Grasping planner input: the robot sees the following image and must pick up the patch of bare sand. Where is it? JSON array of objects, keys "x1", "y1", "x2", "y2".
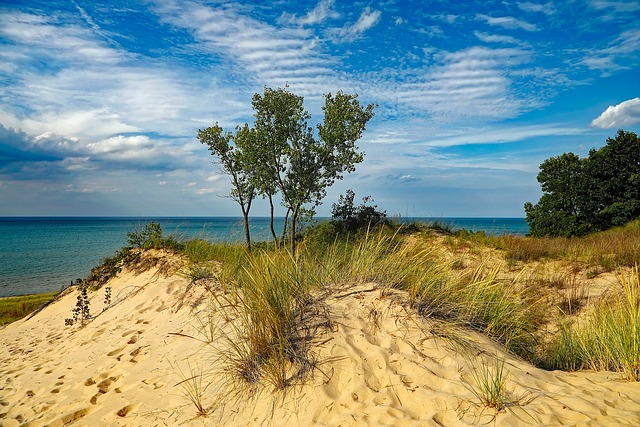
[{"x1": 1, "y1": 252, "x2": 639, "y2": 426}]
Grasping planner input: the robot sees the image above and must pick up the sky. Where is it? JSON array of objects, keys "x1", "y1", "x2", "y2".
[{"x1": 1, "y1": 0, "x2": 639, "y2": 218}]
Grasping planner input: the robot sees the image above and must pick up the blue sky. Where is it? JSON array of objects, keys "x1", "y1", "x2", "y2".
[{"x1": 1, "y1": 0, "x2": 639, "y2": 217}]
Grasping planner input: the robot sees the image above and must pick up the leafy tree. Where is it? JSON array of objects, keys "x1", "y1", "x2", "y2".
[
  {"x1": 525, "y1": 130, "x2": 640, "y2": 237},
  {"x1": 581, "y1": 130, "x2": 640, "y2": 229},
  {"x1": 198, "y1": 123, "x2": 256, "y2": 248},
  {"x1": 251, "y1": 87, "x2": 376, "y2": 250}
]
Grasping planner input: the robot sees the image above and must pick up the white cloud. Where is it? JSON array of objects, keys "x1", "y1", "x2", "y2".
[
  {"x1": 474, "y1": 31, "x2": 522, "y2": 44},
  {"x1": 384, "y1": 46, "x2": 533, "y2": 120},
  {"x1": 590, "y1": 1, "x2": 640, "y2": 13},
  {"x1": 591, "y1": 98, "x2": 640, "y2": 128},
  {"x1": 152, "y1": 0, "x2": 344, "y2": 98},
  {"x1": 477, "y1": 14, "x2": 539, "y2": 32},
  {"x1": 337, "y1": 7, "x2": 381, "y2": 41},
  {"x1": 517, "y1": 2, "x2": 555, "y2": 15},
  {"x1": 289, "y1": 0, "x2": 340, "y2": 26},
  {"x1": 394, "y1": 16, "x2": 407, "y2": 26},
  {"x1": 582, "y1": 29, "x2": 640, "y2": 75},
  {"x1": 418, "y1": 124, "x2": 589, "y2": 147}
]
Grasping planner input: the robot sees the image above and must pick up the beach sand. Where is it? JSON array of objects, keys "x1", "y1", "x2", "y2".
[{"x1": 1, "y1": 250, "x2": 639, "y2": 426}]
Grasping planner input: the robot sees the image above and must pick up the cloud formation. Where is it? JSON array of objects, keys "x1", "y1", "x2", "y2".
[{"x1": 591, "y1": 98, "x2": 640, "y2": 128}]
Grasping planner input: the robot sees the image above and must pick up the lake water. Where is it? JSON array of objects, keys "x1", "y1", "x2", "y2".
[{"x1": 0, "y1": 217, "x2": 527, "y2": 297}]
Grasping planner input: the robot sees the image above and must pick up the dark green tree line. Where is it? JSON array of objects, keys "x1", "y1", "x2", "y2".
[{"x1": 525, "y1": 130, "x2": 640, "y2": 237}]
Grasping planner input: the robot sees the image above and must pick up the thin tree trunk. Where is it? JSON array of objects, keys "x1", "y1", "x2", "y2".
[
  {"x1": 281, "y1": 208, "x2": 290, "y2": 246},
  {"x1": 268, "y1": 194, "x2": 278, "y2": 245},
  {"x1": 290, "y1": 207, "x2": 298, "y2": 252},
  {"x1": 243, "y1": 211, "x2": 251, "y2": 250}
]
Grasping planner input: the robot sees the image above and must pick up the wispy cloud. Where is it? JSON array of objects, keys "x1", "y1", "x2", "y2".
[
  {"x1": 517, "y1": 2, "x2": 555, "y2": 15},
  {"x1": 591, "y1": 97, "x2": 640, "y2": 128},
  {"x1": 151, "y1": 0, "x2": 343, "y2": 97},
  {"x1": 582, "y1": 28, "x2": 640, "y2": 75},
  {"x1": 418, "y1": 124, "x2": 589, "y2": 147},
  {"x1": 335, "y1": 7, "x2": 381, "y2": 41},
  {"x1": 477, "y1": 14, "x2": 539, "y2": 32},
  {"x1": 474, "y1": 31, "x2": 522, "y2": 45},
  {"x1": 383, "y1": 46, "x2": 534, "y2": 120},
  {"x1": 284, "y1": 0, "x2": 340, "y2": 26},
  {"x1": 590, "y1": 1, "x2": 640, "y2": 14}
]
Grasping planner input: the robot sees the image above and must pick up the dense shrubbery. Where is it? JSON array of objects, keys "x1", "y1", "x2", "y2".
[
  {"x1": 525, "y1": 130, "x2": 640, "y2": 237},
  {"x1": 330, "y1": 189, "x2": 388, "y2": 233}
]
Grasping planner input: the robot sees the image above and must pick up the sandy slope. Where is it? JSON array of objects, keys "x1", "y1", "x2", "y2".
[{"x1": 1, "y1": 251, "x2": 639, "y2": 426}]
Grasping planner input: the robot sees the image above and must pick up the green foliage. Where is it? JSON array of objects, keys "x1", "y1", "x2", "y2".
[
  {"x1": 331, "y1": 189, "x2": 387, "y2": 233},
  {"x1": 126, "y1": 220, "x2": 163, "y2": 248},
  {"x1": 0, "y1": 292, "x2": 58, "y2": 326},
  {"x1": 525, "y1": 130, "x2": 640, "y2": 237},
  {"x1": 65, "y1": 286, "x2": 91, "y2": 326},
  {"x1": 198, "y1": 125, "x2": 256, "y2": 248},
  {"x1": 464, "y1": 353, "x2": 510, "y2": 412},
  {"x1": 200, "y1": 86, "x2": 375, "y2": 251}
]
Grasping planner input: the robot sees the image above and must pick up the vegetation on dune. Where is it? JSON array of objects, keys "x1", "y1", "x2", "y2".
[
  {"x1": 525, "y1": 129, "x2": 640, "y2": 237},
  {"x1": 198, "y1": 85, "x2": 376, "y2": 250},
  {"x1": 542, "y1": 267, "x2": 640, "y2": 381},
  {"x1": 461, "y1": 219, "x2": 640, "y2": 270},
  {"x1": 0, "y1": 292, "x2": 59, "y2": 326}
]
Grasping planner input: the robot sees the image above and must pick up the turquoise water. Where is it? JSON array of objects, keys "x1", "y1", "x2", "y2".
[{"x1": 0, "y1": 217, "x2": 527, "y2": 297}]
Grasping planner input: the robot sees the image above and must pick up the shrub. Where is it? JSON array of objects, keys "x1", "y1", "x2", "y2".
[{"x1": 331, "y1": 189, "x2": 387, "y2": 234}]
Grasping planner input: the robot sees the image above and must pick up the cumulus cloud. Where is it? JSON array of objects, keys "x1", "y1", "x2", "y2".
[{"x1": 591, "y1": 98, "x2": 640, "y2": 128}]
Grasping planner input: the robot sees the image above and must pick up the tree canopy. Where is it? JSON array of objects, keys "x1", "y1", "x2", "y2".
[
  {"x1": 198, "y1": 86, "x2": 376, "y2": 249},
  {"x1": 525, "y1": 130, "x2": 640, "y2": 237}
]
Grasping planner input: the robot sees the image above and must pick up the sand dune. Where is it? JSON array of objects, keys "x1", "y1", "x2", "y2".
[{"x1": 1, "y1": 250, "x2": 639, "y2": 426}]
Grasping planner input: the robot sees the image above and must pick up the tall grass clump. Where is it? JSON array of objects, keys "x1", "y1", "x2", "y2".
[
  {"x1": 464, "y1": 353, "x2": 510, "y2": 412},
  {"x1": 213, "y1": 247, "x2": 327, "y2": 395},
  {"x1": 543, "y1": 267, "x2": 640, "y2": 381}
]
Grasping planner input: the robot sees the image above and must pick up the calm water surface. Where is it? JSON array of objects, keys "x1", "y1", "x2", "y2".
[{"x1": 0, "y1": 217, "x2": 527, "y2": 297}]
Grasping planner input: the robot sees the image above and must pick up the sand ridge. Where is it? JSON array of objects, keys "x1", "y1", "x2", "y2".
[{"x1": 1, "y1": 250, "x2": 640, "y2": 426}]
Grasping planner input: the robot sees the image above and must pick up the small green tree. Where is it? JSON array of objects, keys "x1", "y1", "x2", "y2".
[
  {"x1": 198, "y1": 123, "x2": 256, "y2": 249},
  {"x1": 127, "y1": 220, "x2": 163, "y2": 248},
  {"x1": 250, "y1": 87, "x2": 376, "y2": 250}
]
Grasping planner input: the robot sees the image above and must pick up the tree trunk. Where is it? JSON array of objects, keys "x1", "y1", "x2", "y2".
[
  {"x1": 289, "y1": 207, "x2": 298, "y2": 252},
  {"x1": 280, "y1": 208, "x2": 290, "y2": 245},
  {"x1": 268, "y1": 194, "x2": 278, "y2": 245},
  {"x1": 243, "y1": 211, "x2": 251, "y2": 250}
]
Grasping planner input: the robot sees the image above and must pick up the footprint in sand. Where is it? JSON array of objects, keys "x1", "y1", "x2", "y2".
[{"x1": 116, "y1": 403, "x2": 138, "y2": 417}]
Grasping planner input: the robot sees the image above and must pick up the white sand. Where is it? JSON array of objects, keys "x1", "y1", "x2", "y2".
[{"x1": 1, "y1": 250, "x2": 639, "y2": 426}]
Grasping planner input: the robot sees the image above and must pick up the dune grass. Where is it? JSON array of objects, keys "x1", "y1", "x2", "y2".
[
  {"x1": 0, "y1": 292, "x2": 59, "y2": 326},
  {"x1": 477, "y1": 219, "x2": 640, "y2": 269},
  {"x1": 100, "y1": 219, "x2": 640, "y2": 399},
  {"x1": 542, "y1": 267, "x2": 640, "y2": 381}
]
